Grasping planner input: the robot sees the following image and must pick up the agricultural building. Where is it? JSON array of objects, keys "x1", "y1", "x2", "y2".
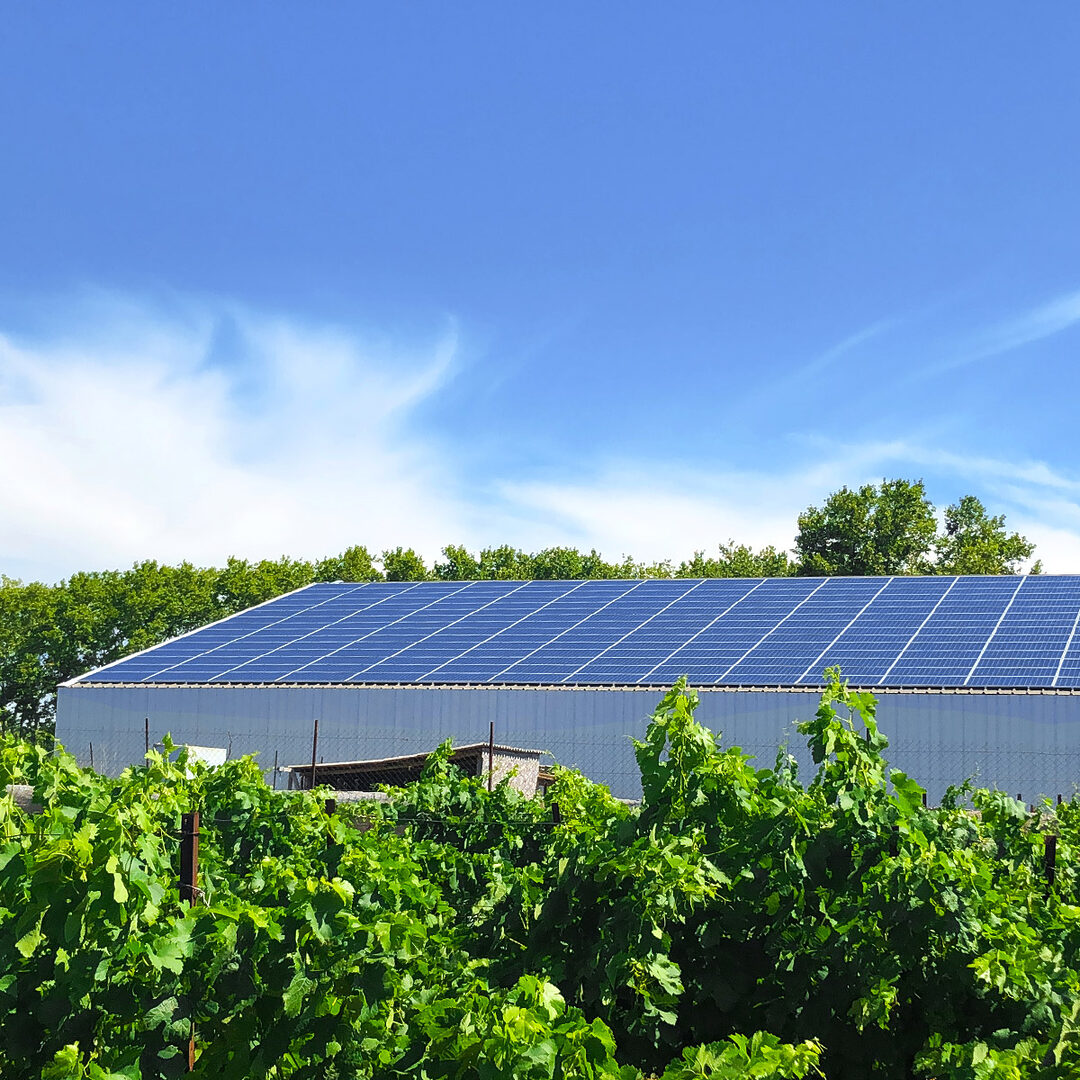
[
  {"x1": 55, "y1": 576, "x2": 1080, "y2": 802},
  {"x1": 279, "y1": 743, "x2": 549, "y2": 796}
]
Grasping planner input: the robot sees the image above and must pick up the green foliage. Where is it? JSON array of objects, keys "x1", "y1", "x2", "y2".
[
  {"x1": 793, "y1": 480, "x2": 1039, "y2": 577},
  {"x1": 795, "y1": 479, "x2": 938, "y2": 576},
  {"x1": 1, "y1": 476, "x2": 1042, "y2": 738},
  {"x1": 490, "y1": 673, "x2": 1080, "y2": 1079},
  {"x1": 0, "y1": 736, "x2": 635, "y2": 1079},
  {"x1": 478, "y1": 544, "x2": 535, "y2": 580},
  {"x1": 660, "y1": 1033, "x2": 823, "y2": 1080},
  {"x1": 314, "y1": 545, "x2": 382, "y2": 583},
  {"x1": 380, "y1": 546, "x2": 430, "y2": 582},
  {"x1": 935, "y1": 496, "x2": 1039, "y2": 575},
  {"x1": 433, "y1": 544, "x2": 484, "y2": 580},
  {"x1": 4, "y1": 675, "x2": 1080, "y2": 1077},
  {"x1": 676, "y1": 543, "x2": 793, "y2": 578}
]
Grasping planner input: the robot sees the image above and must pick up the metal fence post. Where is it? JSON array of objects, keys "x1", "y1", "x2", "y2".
[
  {"x1": 488, "y1": 721, "x2": 494, "y2": 792},
  {"x1": 179, "y1": 811, "x2": 200, "y2": 1070},
  {"x1": 1045, "y1": 834, "x2": 1058, "y2": 890},
  {"x1": 310, "y1": 716, "x2": 320, "y2": 791}
]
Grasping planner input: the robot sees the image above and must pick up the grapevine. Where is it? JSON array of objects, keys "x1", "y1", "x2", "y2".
[{"x1": 2, "y1": 671, "x2": 1079, "y2": 1078}]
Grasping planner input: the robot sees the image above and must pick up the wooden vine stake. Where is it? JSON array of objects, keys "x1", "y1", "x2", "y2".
[
  {"x1": 179, "y1": 812, "x2": 200, "y2": 1071},
  {"x1": 1045, "y1": 833, "x2": 1057, "y2": 892},
  {"x1": 488, "y1": 720, "x2": 495, "y2": 792},
  {"x1": 310, "y1": 715, "x2": 321, "y2": 791}
]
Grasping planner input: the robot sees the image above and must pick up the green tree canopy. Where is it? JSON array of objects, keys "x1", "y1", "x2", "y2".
[
  {"x1": 934, "y1": 495, "x2": 1040, "y2": 575},
  {"x1": 314, "y1": 544, "x2": 381, "y2": 583},
  {"x1": 0, "y1": 485, "x2": 1045, "y2": 739},
  {"x1": 478, "y1": 545, "x2": 532, "y2": 580},
  {"x1": 381, "y1": 546, "x2": 430, "y2": 582},
  {"x1": 677, "y1": 542, "x2": 793, "y2": 578},
  {"x1": 433, "y1": 544, "x2": 483, "y2": 580},
  {"x1": 794, "y1": 479, "x2": 938, "y2": 576}
]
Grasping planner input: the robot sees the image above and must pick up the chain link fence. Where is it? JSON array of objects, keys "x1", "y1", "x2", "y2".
[{"x1": 58, "y1": 686, "x2": 1080, "y2": 806}]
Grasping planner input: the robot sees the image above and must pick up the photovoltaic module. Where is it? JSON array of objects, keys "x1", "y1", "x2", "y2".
[{"x1": 68, "y1": 576, "x2": 1080, "y2": 690}]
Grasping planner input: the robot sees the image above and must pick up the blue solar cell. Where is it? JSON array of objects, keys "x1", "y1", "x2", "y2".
[
  {"x1": 81, "y1": 582, "x2": 377, "y2": 682},
  {"x1": 432, "y1": 580, "x2": 644, "y2": 682},
  {"x1": 723, "y1": 577, "x2": 888, "y2": 684},
  {"x1": 647, "y1": 578, "x2": 823, "y2": 685},
  {"x1": 489, "y1": 580, "x2": 697, "y2": 683},
  {"x1": 965, "y1": 576, "x2": 1080, "y2": 687},
  {"x1": 157, "y1": 582, "x2": 434, "y2": 682},
  {"x1": 880, "y1": 577, "x2": 1024, "y2": 686},
  {"x1": 223, "y1": 581, "x2": 515, "y2": 683},
  {"x1": 72, "y1": 575, "x2": 1080, "y2": 691},
  {"x1": 803, "y1": 576, "x2": 955, "y2": 684},
  {"x1": 354, "y1": 581, "x2": 578, "y2": 682},
  {"x1": 565, "y1": 579, "x2": 763, "y2": 683}
]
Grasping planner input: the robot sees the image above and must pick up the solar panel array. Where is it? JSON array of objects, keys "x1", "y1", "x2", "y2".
[{"x1": 74, "y1": 576, "x2": 1080, "y2": 689}]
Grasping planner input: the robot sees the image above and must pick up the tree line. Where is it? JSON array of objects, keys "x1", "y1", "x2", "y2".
[{"x1": 0, "y1": 479, "x2": 1037, "y2": 737}]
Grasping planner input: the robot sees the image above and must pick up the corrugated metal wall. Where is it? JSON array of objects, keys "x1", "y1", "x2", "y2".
[{"x1": 56, "y1": 684, "x2": 1080, "y2": 803}]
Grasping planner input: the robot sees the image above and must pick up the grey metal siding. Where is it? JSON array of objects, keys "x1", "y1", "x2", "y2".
[{"x1": 56, "y1": 685, "x2": 1080, "y2": 803}]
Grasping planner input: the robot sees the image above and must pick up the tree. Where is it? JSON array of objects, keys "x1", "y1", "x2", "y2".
[
  {"x1": 525, "y1": 547, "x2": 590, "y2": 580},
  {"x1": 381, "y1": 547, "x2": 430, "y2": 581},
  {"x1": 214, "y1": 555, "x2": 316, "y2": 610},
  {"x1": 795, "y1": 479, "x2": 937, "y2": 576},
  {"x1": 315, "y1": 545, "x2": 382, "y2": 582},
  {"x1": 934, "y1": 496, "x2": 1040, "y2": 574},
  {"x1": 433, "y1": 545, "x2": 482, "y2": 581},
  {"x1": 677, "y1": 542, "x2": 793, "y2": 578},
  {"x1": 478, "y1": 545, "x2": 531, "y2": 580}
]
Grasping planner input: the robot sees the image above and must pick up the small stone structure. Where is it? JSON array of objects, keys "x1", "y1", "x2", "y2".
[{"x1": 281, "y1": 742, "x2": 549, "y2": 796}]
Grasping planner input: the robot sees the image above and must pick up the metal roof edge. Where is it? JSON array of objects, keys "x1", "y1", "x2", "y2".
[
  {"x1": 62, "y1": 680, "x2": 1080, "y2": 696},
  {"x1": 280, "y1": 743, "x2": 546, "y2": 771}
]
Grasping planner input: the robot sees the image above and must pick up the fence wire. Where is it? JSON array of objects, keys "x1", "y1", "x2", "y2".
[{"x1": 58, "y1": 697, "x2": 1080, "y2": 806}]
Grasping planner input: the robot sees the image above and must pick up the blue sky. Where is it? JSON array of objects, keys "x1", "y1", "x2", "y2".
[{"x1": 2, "y1": 5, "x2": 1080, "y2": 581}]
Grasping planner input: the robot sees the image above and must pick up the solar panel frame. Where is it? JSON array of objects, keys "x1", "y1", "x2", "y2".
[
  {"x1": 197, "y1": 581, "x2": 435, "y2": 683},
  {"x1": 267, "y1": 581, "x2": 485, "y2": 683},
  {"x1": 81, "y1": 581, "x2": 376, "y2": 683},
  {"x1": 485, "y1": 579, "x2": 650, "y2": 682},
  {"x1": 416, "y1": 579, "x2": 593, "y2": 682},
  {"x1": 646, "y1": 578, "x2": 828, "y2": 686},
  {"x1": 724, "y1": 577, "x2": 891, "y2": 685},
  {"x1": 633, "y1": 578, "x2": 768, "y2": 683},
  {"x1": 70, "y1": 575, "x2": 1080, "y2": 691},
  {"x1": 347, "y1": 579, "x2": 558, "y2": 682},
  {"x1": 557, "y1": 579, "x2": 706, "y2": 682},
  {"x1": 882, "y1": 577, "x2": 1023, "y2": 686}
]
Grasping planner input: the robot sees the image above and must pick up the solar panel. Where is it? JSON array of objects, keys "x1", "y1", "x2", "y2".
[
  {"x1": 967, "y1": 576, "x2": 1080, "y2": 687},
  {"x1": 74, "y1": 575, "x2": 1080, "y2": 690},
  {"x1": 882, "y1": 577, "x2": 1023, "y2": 686},
  {"x1": 809, "y1": 576, "x2": 954, "y2": 684}
]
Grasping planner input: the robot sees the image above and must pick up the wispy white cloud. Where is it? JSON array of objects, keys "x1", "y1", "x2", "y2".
[
  {"x1": 797, "y1": 319, "x2": 895, "y2": 380},
  {"x1": 0, "y1": 297, "x2": 467, "y2": 581},
  {"x1": 924, "y1": 288, "x2": 1080, "y2": 376},
  {"x1": 807, "y1": 438, "x2": 1080, "y2": 497},
  {"x1": 496, "y1": 439, "x2": 1080, "y2": 572},
  {"x1": 4, "y1": 293, "x2": 1080, "y2": 582},
  {"x1": 496, "y1": 455, "x2": 892, "y2": 565}
]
